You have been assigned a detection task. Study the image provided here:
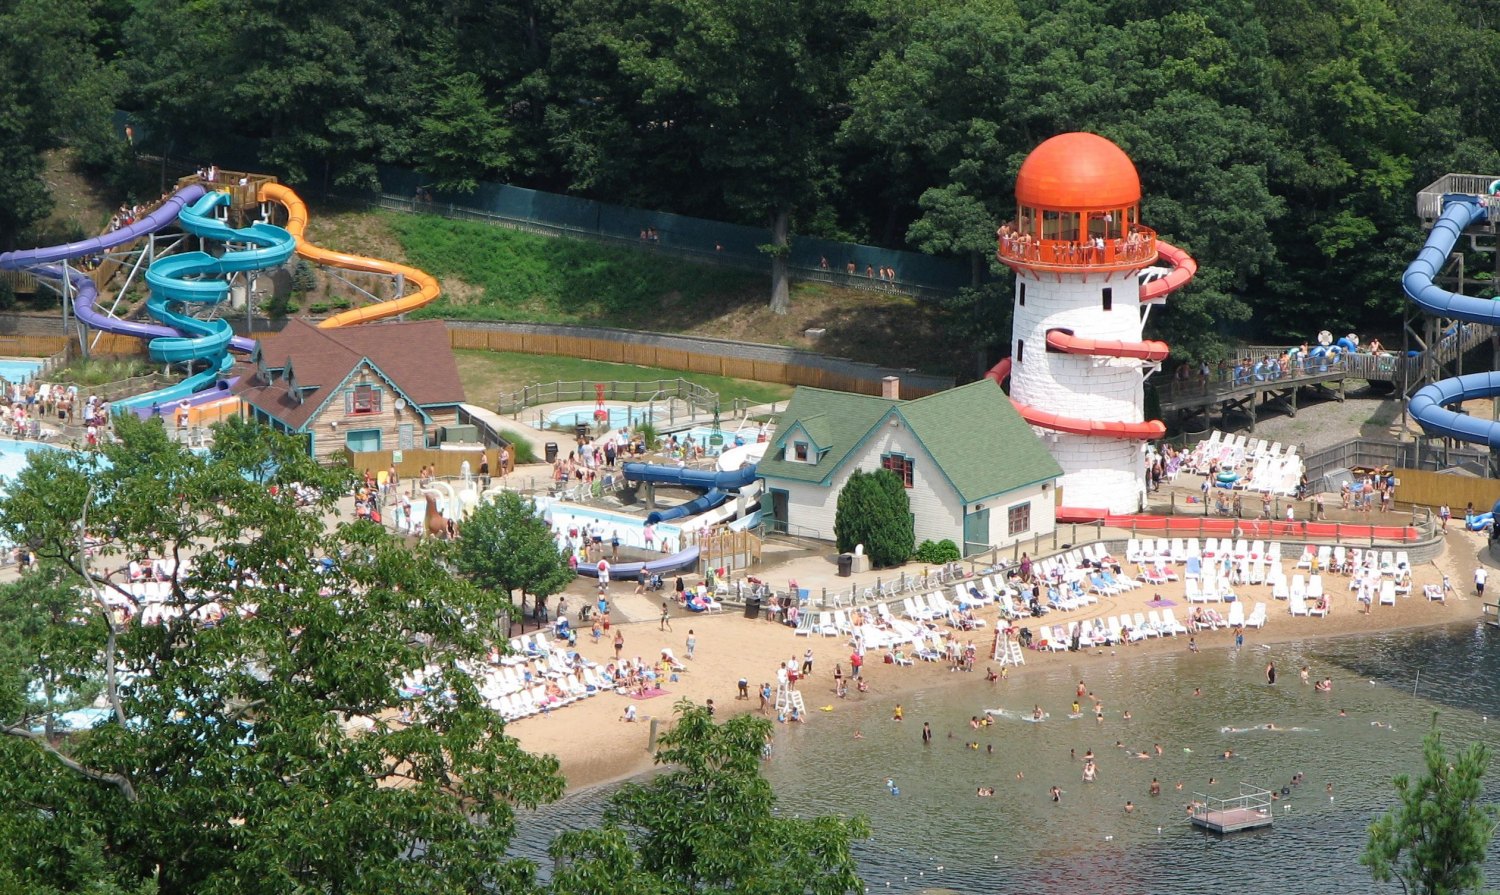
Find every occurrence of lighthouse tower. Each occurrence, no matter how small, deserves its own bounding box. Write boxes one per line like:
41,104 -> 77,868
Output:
987,133 -> 1196,515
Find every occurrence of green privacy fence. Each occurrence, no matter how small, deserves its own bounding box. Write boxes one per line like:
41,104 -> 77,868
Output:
375,167 -> 982,299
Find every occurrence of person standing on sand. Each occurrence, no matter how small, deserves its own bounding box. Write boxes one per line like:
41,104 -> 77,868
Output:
685,629 -> 696,659
1476,566 -> 1488,598
613,629 -> 624,661
660,600 -> 673,631
1266,662 -> 1277,685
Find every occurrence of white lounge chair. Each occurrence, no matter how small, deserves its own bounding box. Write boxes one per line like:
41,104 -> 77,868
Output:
1246,602 -> 1267,629
1226,601 -> 1245,627
1379,580 -> 1396,606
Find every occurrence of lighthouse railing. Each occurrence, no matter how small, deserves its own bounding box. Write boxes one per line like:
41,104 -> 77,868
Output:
997,224 -> 1157,270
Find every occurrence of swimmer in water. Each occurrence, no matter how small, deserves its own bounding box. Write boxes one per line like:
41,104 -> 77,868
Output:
1124,800 -> 1135,813
853,731 -> 864,739
1122,710 -> 1133,721
1154,743 -> 1164,756
1050,786 -> 1062,802
1192,687 -> 1202,697
1222,750 -> 1234,760
1136,751 -> 1151,759
1032,705 -> 1044,720
1264,723 -> 1280,731
1174,781 -> 1183,791
1339,708 -> 1347,717
1072,700 -> 1081,714
1083,749 -> 1095,762
1150,778 -> 1161,796
1017,771 -> 1025,780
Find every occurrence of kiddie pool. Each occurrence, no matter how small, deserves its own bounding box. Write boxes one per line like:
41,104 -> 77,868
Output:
544,404 -> 660,431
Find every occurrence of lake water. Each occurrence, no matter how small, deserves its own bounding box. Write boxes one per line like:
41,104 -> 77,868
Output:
509,622 -> 1500,893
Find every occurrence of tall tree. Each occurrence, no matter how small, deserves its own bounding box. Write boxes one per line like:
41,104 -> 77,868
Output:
451,490 -> 573,625
548,701 -> 868,894
1362,720 -> 1498,895
0,415 -> 562,895
546,0 -> 861,313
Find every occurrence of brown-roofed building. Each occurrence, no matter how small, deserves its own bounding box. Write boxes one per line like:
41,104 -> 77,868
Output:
238,319 -> 464,461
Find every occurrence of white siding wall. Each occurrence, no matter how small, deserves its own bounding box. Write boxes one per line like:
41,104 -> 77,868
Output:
1010,266 -> 1152,513
767,415 -> 1058,551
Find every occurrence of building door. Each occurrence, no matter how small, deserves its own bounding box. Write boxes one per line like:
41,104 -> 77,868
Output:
963,507 -> 990,557
769,489 -> 789,533
345,428 -> 382,453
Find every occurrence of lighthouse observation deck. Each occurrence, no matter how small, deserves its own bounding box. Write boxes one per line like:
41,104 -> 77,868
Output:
997,221 -> 1158,273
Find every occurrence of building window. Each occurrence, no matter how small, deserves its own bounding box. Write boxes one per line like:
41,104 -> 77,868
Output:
1018,282 -> 1026,306
793,441 -> 809,462
1016,339 -> 1024,363
881,453 -> 915,488
1007,501 -> 1031,536
1102,287 -> 1113,311
349,383 -> 380,414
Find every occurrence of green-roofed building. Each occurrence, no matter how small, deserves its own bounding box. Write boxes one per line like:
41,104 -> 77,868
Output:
758,378 -> 1063,556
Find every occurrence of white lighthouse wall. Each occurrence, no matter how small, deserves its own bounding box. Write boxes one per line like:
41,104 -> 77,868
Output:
1011,270 -> 1150,514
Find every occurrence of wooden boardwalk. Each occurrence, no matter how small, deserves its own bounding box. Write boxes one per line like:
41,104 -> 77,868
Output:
1190,784 -> 1274,834
1159,370 -> 1346,432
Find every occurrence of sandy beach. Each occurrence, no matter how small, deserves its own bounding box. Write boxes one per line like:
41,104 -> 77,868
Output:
510,525 -> 1490,793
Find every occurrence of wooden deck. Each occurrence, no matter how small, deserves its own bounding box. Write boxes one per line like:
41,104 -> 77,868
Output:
1190,784 -> 1275,834
1158,370 -> 1346,432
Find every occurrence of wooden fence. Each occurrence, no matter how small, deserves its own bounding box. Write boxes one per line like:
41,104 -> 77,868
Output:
1392,467 -> 1500,512
448,326 -> 943,398
345,446 -> 514,481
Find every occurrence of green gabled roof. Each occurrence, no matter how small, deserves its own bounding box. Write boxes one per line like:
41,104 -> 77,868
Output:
757,380 -> 1063,502
894,378 -> 1063,502
793,413 -> 832,450
756,388 -> 899,484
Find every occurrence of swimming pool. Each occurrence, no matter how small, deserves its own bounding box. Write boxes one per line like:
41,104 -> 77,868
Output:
670,426 -> 749,457
0,438 -> 63,480
529,496 -> 685,552
544,404 -> 660,432
0,358 -> 43,384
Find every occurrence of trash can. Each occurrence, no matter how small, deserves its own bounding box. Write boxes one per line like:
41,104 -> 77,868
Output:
837,554 -> 853,577
574,423 -> 589,441
545,442 -> 559,463
744,596 -> 761,620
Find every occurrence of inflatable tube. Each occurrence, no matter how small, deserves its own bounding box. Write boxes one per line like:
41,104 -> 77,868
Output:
575,545 -> 701,579
1336,337 -> 1358,353
1466,513 -> 1494,532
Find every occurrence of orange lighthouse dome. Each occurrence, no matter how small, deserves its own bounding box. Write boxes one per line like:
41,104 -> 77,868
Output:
1015,132 -> 1140,211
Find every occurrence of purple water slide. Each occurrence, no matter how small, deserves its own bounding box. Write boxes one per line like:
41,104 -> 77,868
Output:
0,184 -> 255,353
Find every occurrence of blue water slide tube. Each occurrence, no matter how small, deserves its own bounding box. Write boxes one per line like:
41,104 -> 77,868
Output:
114,192 -> 294,410
1404,196 -> 1500,445
574,545 -> 702,579
622,461 -> 759,523
622,461 -> 759,491
0,185 -> 260,357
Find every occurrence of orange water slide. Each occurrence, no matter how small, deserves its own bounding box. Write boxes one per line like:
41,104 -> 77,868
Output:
1045,329 -> 1170,362
1139,240 -> 1196,303
257,183 -> 441,327
985,358 -> 1167,439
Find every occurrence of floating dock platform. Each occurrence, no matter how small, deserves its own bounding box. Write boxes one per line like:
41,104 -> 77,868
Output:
1190,783 -> 1274,834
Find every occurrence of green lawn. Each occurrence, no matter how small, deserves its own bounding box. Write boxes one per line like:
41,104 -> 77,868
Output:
391,214 -> 763,327
455,349 -> 792,407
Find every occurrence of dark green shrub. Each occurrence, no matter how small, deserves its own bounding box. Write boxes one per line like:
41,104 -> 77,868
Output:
834,468 -> 913,568
913,538 -> 961,564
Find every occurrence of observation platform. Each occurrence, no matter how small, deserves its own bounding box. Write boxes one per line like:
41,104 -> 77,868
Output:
175,171 -> 281,221
997,223 -> 1157,275
1190,784 -> 1274,834
1417,174 -> 1500,231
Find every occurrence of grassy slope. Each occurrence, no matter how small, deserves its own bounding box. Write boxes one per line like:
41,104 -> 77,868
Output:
295,206 -> 958,376
455,349 -> 792,409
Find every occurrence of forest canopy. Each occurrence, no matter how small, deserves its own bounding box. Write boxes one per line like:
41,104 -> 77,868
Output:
5,0 -> 1500,354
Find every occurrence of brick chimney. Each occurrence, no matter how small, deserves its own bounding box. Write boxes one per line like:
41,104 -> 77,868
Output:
881,376 -> 901,400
